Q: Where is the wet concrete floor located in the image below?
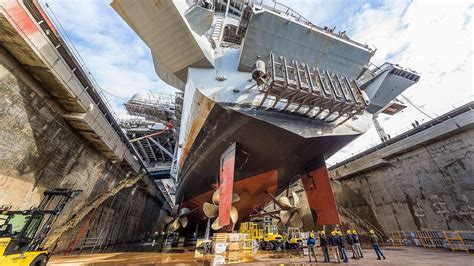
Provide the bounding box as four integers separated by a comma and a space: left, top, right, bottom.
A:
49, 247, 472, 265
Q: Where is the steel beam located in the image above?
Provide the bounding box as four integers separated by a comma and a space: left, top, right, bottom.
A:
148, 137, 175, 159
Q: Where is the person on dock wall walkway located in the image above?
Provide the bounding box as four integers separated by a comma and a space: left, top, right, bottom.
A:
370, 230, 386, 260
307, 231, 318, 262
352, 229, 363, 258
319, 231, 330, 262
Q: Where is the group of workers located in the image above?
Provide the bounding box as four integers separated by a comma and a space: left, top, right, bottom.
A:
307, 229, 385, 263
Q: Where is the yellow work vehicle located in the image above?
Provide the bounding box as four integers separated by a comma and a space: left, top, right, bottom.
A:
285, 227, 303, 249
0, 188, 77, 266
239, 222, 263, 241
239, 222, 283, 250
261, 224, 283, 250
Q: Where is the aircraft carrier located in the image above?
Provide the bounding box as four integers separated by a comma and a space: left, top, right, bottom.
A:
112, 0, 420, 230
2, 0, 474, 264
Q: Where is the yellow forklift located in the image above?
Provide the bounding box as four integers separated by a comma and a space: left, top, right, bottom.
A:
261, 223, 283, 250
0, 188, 78, 266
240, 218, 283, 251
285, 227, 303, 249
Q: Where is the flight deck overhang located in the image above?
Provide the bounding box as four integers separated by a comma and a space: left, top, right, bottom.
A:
359, 63, 420, 114
238, 9, 374, 79
111, 0, 215, 91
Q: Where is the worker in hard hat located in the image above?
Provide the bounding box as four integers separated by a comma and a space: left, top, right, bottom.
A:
307, 231, 318, 262
346, 230, 359, 259
319, 231, 330, 262
336, 230, 349, 263
202, 0, 212, 9
329, 230, 340, 263
369, 230, 385, 260
352, 229, 363, 258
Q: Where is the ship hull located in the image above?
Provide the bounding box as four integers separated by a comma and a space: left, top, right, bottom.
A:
177, 89, 362, 224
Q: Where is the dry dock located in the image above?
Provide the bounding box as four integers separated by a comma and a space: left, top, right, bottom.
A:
49, 247, 473, 265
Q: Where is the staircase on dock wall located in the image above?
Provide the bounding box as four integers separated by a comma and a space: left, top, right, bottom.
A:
337, 204, 388, 240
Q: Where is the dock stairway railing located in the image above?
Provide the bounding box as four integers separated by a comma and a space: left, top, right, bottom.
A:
337, 204, 388, 241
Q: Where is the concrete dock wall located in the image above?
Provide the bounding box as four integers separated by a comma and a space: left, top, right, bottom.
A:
52, 187, 166, 253
0, 47, 164, 249
331, 117, 473, 232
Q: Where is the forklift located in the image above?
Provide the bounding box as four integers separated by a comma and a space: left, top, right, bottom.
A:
0, 188, 78, 266
285, 227, 304, 249
261, 223, 283, 250
239, 219, 284, 251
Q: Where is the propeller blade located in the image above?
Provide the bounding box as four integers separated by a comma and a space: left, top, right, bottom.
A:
232, 193, 240, 203
203, 202, 219, 218
278, 196, 292, 208
289, 212, 303, 228
178, 207, 191, 217
163, 214, 174, 224
279, 210, 291, 225
211, 218, 223, 230
296, 206, 305, 217
272, 218, 279, 225
168, 219, 180, 232
291, 191, 300, 207
230, 206, 239, 224
170, 205, 179, 218
212, 189, 220, 205
179, 216, 188, 228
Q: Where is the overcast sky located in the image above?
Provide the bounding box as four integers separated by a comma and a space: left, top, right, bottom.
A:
41, 0, 473, 164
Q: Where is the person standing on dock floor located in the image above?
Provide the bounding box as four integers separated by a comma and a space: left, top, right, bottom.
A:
370, 230, 386, 260
307, 231, 318, 262
319, 231, 330, 262
346, 230, 358, 259
336, 230, 349, 263
329, 230, 340, 263
352, 229, 363, 258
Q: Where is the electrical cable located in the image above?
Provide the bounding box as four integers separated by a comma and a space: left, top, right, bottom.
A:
400, 94, 438, 120
43, 0, 125, 113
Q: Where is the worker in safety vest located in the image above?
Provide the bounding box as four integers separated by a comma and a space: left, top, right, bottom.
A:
370, 230, 386, 260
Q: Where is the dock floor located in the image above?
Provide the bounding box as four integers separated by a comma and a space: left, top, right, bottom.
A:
49, 246, 472, 265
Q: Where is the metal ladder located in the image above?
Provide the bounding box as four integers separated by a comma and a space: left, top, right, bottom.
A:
212, 15, 224, 43
337, 204, 388, 240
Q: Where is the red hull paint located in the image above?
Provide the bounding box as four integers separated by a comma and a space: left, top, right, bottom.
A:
218, 143, 236, 227
301, 165, 340, 225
